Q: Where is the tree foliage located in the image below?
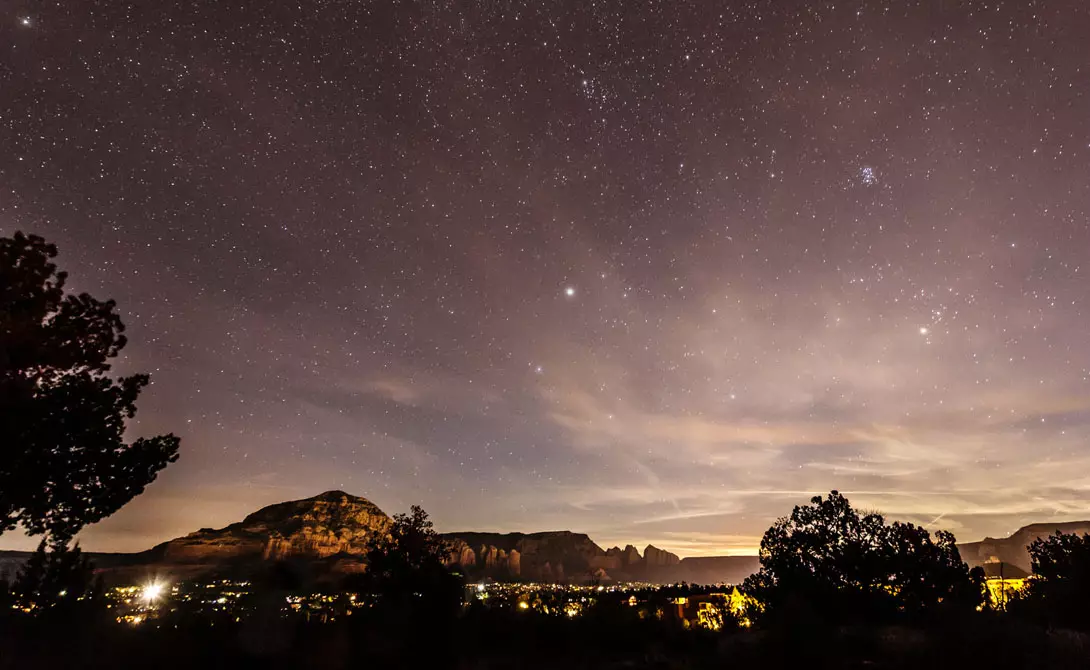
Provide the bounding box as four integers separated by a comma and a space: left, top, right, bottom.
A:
0, 232, 180, 540
1009, 531, 1090, 629
742, 491, 984, 625
8, 537, 100, 613
356, 505, 463, 620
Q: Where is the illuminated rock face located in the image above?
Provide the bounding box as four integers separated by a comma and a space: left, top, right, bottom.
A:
450, 543, 477, 569
442, 531, 605, 580
161, 491, 391, 564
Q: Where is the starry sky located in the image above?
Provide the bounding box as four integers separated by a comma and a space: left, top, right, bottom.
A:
2, 1, 1090, 556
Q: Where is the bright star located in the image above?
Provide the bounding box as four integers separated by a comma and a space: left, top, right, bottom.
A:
20, 17, 31, 26
564, 286, 575, 297
919, 327, 929, 335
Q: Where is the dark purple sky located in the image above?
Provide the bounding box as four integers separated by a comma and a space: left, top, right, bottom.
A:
2, 0, 1089, 555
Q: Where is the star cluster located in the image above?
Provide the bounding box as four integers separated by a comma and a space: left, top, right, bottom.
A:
2, 1, 1089, 554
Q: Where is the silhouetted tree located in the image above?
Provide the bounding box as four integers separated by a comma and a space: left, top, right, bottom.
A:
355, 505, 463, 622
10, 537, 101, 613
743, 491, 983, 626
1009, 531, 1090, 629
0, 232, 179, 541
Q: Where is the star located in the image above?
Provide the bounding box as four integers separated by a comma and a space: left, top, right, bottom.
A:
919, 327, 929, 335
564, 286, 576, 298
19, 17, 31, 27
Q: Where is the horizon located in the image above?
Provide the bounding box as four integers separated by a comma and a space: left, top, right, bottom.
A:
2, 486, 1083, 558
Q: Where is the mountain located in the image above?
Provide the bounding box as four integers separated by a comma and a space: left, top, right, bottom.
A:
93, 490, 393, 584
958, 521, 1090, 573
157, 490, 390, 564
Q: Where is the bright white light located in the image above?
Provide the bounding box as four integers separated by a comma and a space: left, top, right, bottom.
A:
564, 286, 575, 297
20, 17, 31, 26
142, 581, 166, 603
919, 327, 929, 335
476, 583, 486, 593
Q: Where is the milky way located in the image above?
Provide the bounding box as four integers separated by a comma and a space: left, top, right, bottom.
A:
2, 1, 1089, 555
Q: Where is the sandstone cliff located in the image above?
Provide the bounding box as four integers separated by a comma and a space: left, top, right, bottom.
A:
442, 531, 605, 581
643, 544, 681, 567
160, 490, 391, 565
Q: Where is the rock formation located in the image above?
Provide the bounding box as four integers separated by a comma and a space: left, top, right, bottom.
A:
450, 542, 476, 569
161, 490, 391, 565
441, 531, 606, 581
643, 544, 680, 567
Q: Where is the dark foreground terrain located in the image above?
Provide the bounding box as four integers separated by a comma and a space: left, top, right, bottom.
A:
5, 607, 1090, 670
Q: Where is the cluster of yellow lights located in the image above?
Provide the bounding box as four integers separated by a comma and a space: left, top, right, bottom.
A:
985, 578, 1026, 610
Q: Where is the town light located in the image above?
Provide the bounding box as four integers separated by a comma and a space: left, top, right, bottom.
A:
142, 581, 166, 604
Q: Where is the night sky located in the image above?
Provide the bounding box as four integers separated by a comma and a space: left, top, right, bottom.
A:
2, 1, 1089, 556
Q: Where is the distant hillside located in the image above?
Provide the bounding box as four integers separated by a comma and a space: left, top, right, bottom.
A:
443, 530, 607, 581
959, 521, 1090, 573
441, 532, 710, 583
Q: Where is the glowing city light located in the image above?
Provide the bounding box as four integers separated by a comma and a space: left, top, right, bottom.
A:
142, 581, 166, 603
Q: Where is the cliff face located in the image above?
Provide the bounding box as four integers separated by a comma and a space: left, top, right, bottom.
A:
442, 531, 605, 580
644, 544, 681, 567
439, 534, 694, 583
958, 521, 1090, 573
160, 490, 391, 565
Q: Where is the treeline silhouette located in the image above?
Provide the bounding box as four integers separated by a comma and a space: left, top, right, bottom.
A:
6, 492, 1090, 669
